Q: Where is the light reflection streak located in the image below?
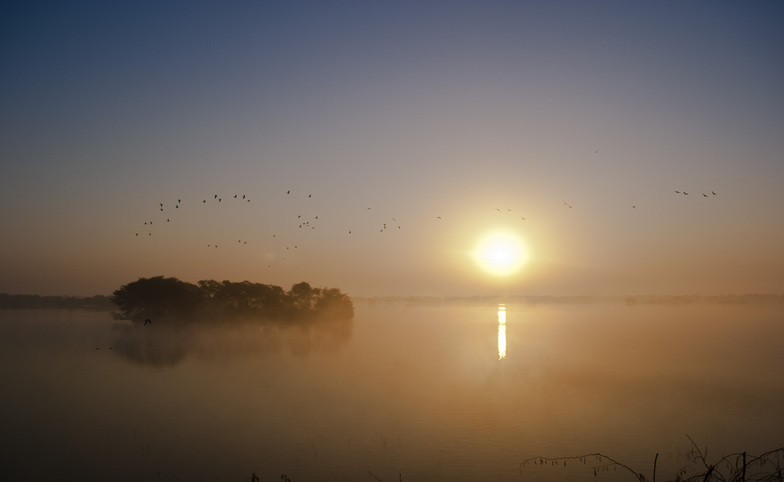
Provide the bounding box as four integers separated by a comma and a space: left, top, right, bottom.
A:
498, 304, 506, 360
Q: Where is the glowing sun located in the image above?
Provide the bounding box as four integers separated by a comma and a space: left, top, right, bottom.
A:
474, 232, 528, 276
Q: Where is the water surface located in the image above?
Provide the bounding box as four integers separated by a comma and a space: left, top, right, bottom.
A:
1, 302, 782, 481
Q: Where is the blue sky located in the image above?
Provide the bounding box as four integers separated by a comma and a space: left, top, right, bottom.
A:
2, 1, 783, 296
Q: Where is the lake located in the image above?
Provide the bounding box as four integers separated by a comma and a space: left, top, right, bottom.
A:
1, 301, 783, 481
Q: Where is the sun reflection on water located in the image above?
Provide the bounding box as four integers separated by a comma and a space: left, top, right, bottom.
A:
498, 304, 506, 360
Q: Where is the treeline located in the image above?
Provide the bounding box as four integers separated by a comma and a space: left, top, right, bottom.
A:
0, 293, 114, 310
110, 276, 354, 324
356, 294, 784, 306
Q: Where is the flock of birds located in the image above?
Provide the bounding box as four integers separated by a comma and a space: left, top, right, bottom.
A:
133, 184, 718, 269
133, 189, 413, 268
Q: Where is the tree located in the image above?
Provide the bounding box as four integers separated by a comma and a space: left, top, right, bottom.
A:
111, 276, 202, 322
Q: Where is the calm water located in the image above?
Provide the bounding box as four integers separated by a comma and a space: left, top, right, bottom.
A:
1, 302, 783, 481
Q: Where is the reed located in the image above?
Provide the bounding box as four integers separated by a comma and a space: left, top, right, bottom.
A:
518, 435, 784, 482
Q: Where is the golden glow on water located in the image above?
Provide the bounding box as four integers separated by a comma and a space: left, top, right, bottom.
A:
498, 304, 507, 360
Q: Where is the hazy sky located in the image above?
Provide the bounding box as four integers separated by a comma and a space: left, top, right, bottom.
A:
2, 1, 783, 297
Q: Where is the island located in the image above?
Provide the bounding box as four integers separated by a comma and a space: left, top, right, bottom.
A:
111, 276, 354, 324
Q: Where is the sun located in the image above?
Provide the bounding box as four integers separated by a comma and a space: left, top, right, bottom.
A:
474, 232, 528, 276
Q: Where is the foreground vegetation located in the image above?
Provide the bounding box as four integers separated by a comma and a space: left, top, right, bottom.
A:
519, 436, 784, 481
111, 276, 354, 324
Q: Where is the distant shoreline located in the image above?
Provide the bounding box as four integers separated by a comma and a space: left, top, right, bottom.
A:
0, 293, 113, 310
3, 292, 783, 310
354, 293, 784, 306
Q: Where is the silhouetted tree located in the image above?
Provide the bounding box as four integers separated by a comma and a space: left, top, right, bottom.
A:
287, 281, 319, 316
314, 287, 354, 320
111, 276, 202, 322
111, 276, 353, 324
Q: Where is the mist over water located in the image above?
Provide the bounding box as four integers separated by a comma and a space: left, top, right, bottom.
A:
1, 302, 783, 481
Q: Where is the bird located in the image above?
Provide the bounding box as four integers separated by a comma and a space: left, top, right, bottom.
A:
675, 190, 680, 194
702, 193, 708, 197
144, 318, 152, 326
287, 190, 290, 194
712, 191, 717, 195
308, 194, 312, 198
214, 194, 217, 199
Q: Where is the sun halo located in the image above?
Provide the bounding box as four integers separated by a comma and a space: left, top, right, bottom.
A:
473, 231, 528, 277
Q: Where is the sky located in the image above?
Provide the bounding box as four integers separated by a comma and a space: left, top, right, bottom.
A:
1, 1, 783, 297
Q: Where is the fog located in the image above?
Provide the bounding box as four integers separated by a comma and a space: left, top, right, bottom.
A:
2, 301, 783, 481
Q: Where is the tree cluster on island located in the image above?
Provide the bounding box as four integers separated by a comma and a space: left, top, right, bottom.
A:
110, 276, 354, 324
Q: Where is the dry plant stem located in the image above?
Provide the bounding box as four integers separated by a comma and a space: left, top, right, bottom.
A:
519, 436, 784, 482
519, 452, 646, 481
